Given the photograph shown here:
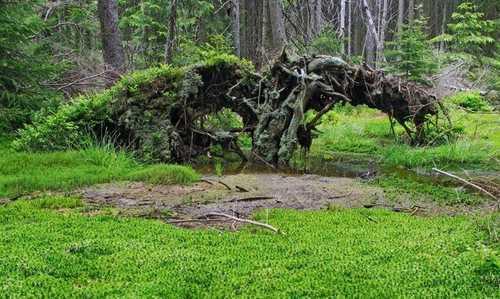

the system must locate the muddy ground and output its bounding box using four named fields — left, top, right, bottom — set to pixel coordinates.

left=81, top=173, right=498, bottom=230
